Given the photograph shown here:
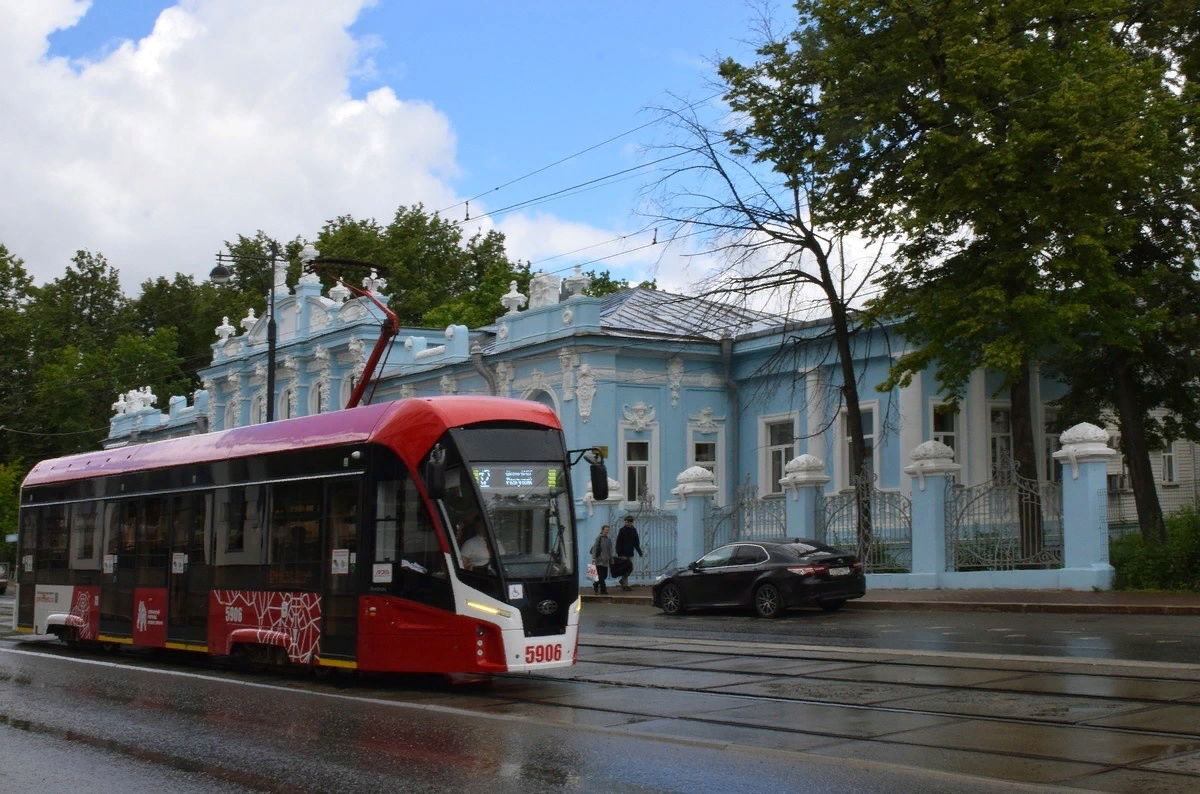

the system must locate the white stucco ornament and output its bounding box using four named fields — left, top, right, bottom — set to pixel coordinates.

left=528, top=271, right=561, bottom=308
left=563, top=264, right=591, bottom=297
left=215, top=316, right=235, bottom=340
left=671, top=466, right=718, bottom=507
left=329, top=280, right=351, bottom=303
left=500, top=281, right=527, bottom=315
left=910, top=440, right=956, bottom=464
left=240, top=308, right=258, bottom=334
left=1053, top=421, right=1115, bottom=480
left=903, top=440, right=959, bottom=490
left=778, top=454, right=831, bottom=495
